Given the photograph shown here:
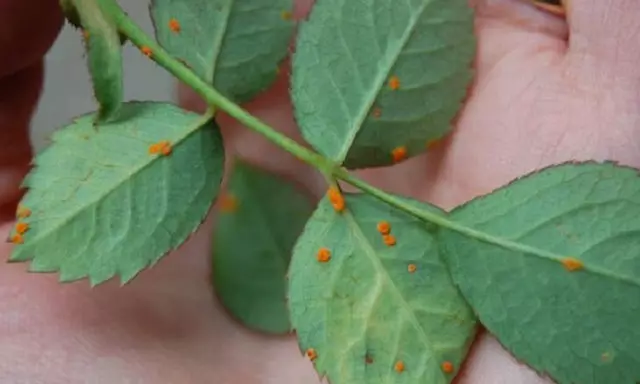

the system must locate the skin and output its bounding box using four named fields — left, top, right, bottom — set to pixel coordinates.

left=0, top=0, right=638, bottom=382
